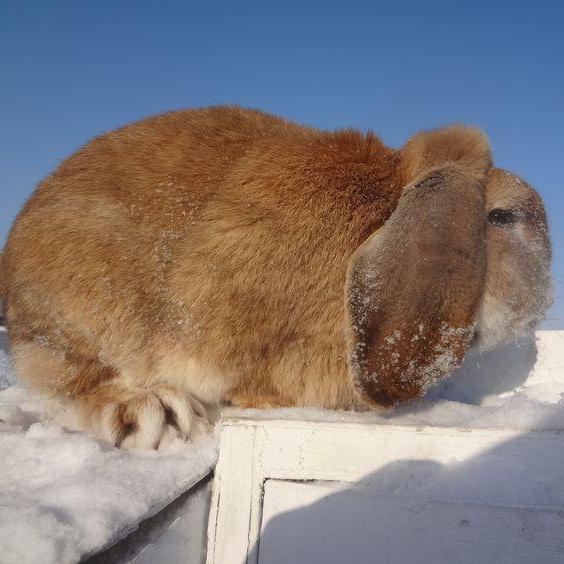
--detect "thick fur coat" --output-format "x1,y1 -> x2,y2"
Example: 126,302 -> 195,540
1,106 -> 552,448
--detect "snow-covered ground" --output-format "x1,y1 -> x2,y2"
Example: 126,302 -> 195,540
1,331 -> 564,563
0,350 -> 218,564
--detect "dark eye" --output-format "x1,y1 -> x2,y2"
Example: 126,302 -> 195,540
488,208 -> 517,226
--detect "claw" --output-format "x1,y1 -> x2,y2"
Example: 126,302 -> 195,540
95,386 -> 212,450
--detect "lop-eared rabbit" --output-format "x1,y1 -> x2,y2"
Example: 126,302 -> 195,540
1,107 -> 552,448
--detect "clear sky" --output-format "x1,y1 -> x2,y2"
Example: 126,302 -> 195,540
1,1 -> 563,327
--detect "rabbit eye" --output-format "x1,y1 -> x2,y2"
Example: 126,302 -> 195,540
488,208 -> 517,226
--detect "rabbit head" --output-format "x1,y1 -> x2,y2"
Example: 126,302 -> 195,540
475,168 -> 552,350
345,126 -> 552,407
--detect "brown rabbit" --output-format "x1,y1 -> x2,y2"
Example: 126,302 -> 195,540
1,106 -> 552,448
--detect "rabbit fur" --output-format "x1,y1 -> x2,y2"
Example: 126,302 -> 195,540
1,106 -> 552,448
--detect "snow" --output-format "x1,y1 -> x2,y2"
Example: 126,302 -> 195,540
225,332 -> 564,431
0,350 -> 218,564
1,331 -> 564,563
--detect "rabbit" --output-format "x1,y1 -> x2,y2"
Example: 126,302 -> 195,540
0,106 -> 552,448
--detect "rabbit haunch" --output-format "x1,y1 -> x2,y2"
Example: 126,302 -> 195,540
1,106 -> 551,448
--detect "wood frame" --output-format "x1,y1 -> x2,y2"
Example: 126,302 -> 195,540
207,332 -> 564,563
206,416 -> 564,563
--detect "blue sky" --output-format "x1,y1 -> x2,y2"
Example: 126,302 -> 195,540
1,1 -> 563,326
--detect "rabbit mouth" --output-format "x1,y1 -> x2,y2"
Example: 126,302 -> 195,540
473,283 -> 553,352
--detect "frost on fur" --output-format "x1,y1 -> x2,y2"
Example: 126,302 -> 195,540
348,313 -> 474,407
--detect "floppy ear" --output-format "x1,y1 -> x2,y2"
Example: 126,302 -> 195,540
345,126 -> 491,407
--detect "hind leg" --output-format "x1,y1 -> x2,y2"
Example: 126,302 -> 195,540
10,340 -> 211,449
79,380 -> 211,449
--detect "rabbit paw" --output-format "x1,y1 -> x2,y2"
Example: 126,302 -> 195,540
96,386 -> 211,449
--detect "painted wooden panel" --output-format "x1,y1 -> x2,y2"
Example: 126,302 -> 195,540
207,420 -> 564,563
259,479 -> 564,564
206,332 -> 564,563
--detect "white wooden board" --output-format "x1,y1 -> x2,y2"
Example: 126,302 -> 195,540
206,332 -> 564,564
259,480 -> 564,564
207,420 -> 564,564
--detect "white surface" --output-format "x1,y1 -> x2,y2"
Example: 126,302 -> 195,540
208,331 -> 564,564
208,420 -> 564,564
0,353 -> 217,564
259,479 -> 564,564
